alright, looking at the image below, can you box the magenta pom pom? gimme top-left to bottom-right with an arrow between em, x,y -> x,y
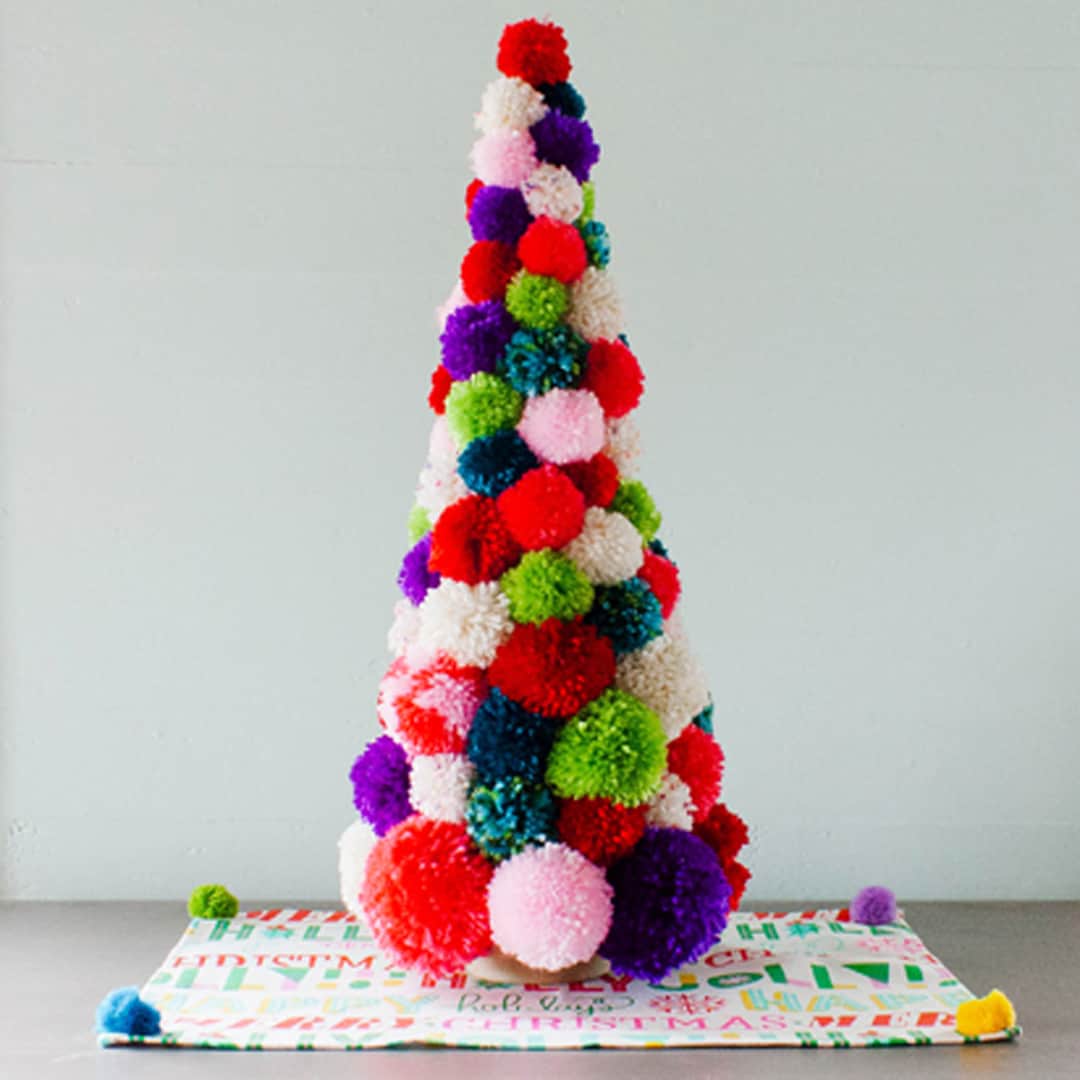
851,885 -> 897,925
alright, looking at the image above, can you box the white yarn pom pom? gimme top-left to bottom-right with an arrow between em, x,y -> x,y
561,506 -> 644,585
645,773 -> 695,830
408,754 -> 474,823
416,460 -> 468,522
387,598 -> 422,659
604,416 -> 642,477
475,76 -> 547,134
522,163 -> 583,223
567,267 -> 625,342
616,632 -> 710,738
338,819 -> 378,918
418,580 -> 513,668
427,415 -> 457,470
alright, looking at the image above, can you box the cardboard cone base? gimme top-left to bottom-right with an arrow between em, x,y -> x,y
466,948 -> 611,984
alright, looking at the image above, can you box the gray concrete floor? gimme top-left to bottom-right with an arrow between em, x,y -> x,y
3,900 -> 1076,1078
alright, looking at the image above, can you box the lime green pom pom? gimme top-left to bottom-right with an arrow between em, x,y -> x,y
501,550 -> 594,624
445,373 -> 524,446
188,884 -> 239,919
505,271 -> 570,330
545,689 -> 667,807
610,480 -> 662,542
579,181 -> 596,224
407,504 -> 431,543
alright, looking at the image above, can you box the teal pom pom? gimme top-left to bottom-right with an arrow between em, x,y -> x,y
692,700 -> 715,735
467,688 -> 556,785
466,776 -> 557,861
457,429 -> 539,497
188,883 -> 239,919
648,537 -> 671,560
580,220 -> 611,268
587,578 -> 663,655
499,326 -> 587,395
540,81 -> 587,119
96,987 -> 162,1036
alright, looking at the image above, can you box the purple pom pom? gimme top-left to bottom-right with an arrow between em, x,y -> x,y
600,828 -> 731,980
850,886 -> 897,926
397,534 -> 440,606
349,735 -> 412,836
440,300 -> 517,380
529,112 -> 600,183
468,185 -> 533,245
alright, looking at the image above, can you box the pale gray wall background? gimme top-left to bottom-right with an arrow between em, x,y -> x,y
3,1 -> 1078,901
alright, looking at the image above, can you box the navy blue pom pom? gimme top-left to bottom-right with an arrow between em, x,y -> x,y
648,537 -> 671,560
540,80 -> 587,119
457,429 -> 539,497
467,688 -> 556,785
587,578 -> 664,655
95,987 -> 162,1037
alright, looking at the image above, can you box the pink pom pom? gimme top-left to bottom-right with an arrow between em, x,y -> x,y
517,388 -> 605,465
471,130 -> 538,187
488,842 -> 613,971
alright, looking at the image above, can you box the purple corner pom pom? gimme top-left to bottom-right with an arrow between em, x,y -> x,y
349,735 -> 412,836
468,185 -> 533,245
440,300 -> 517,380
850,886 -> 897,926
397,534 -> 440,606
529,112 -> 601,183
600,828 -> 731,980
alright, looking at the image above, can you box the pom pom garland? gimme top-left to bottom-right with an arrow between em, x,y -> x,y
457,429 -> 539,498
468,185 -> 533,245
408,753 -> 474,823
475,76 -> 547,134
440,300 -> 517,380
471,129 -> 538,187
851,885 -> 898,926
398,533 -> 440,606
637,549 -> 681,619
417,580 -> 513,668
489,617 -> 615,718
466,687 -> 556,785
362,818 -> 493,976
429,494 -> 522,584
188,884 -> 239,920
517,387 -> 606,465
586,578 -> 664,655
610,479 -> 662,542
530,111 -> 600,183
496,465 -> 586,550
444,372 -> 524,447
561,506 -> 644,585
488,843 -> 613,971
522,163 -> 583,223
616,631 -> 710,738
466,776 -> 557,861
517,216 -> 588,283
557,796 -> 647,867
600,828 -> 732,980
95,988 -> 162,1037
567,266 -> 624,342
497,19 -> 571,86
500,548 -> 594,624
350,735 -> 413,836
505,270 -> 570,330
540,80 -> 586,119
667,723 -> 724,823
582,339 -> 644,418
499,325 -> 587,396
461,240 -> 521,303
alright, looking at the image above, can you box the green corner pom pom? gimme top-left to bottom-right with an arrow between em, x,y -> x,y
445,372 -> 524,446
501,549 -> 594,624
610,480 -> 662,542
579,180 -> 596,224
505,271 -> 569,330
188,883 -> 239,920
407,503 -> 431,544
545,688 -> 667,807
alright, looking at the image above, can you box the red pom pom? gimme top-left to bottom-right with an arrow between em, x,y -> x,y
496,465 -> 585,550
428,365 -> 453,414
582,340 -> 644,418
667,725 -> 724,823
496,19 -> 571,86
460,240 -> 521,303
637,550 -> 680,620
557,797 -> 646,866
693,803 -> 749,868
362,818 -> 493,976
561,452 -> 619,508
429,495 -> 522,583
725,859 -> 751,910
392,655 -> 486,756
489,617 -> 615,717
517,216 -> 588,284
465,178 -> 483,216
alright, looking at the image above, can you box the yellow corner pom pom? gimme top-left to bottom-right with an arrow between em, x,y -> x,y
955,989 -> 1016,1037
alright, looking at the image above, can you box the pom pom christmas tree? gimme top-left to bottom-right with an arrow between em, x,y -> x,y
340,18 -> 750,982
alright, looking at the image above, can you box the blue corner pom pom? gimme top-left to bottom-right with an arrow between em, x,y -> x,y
96,986 -> 162,1036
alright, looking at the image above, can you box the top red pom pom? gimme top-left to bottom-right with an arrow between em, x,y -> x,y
497,19 -> 571,86
496,465 -> 586,550
582,339 -> 645,418
460,240 -> 521,303
429,494 -> 522,583
517,217 -> 588,284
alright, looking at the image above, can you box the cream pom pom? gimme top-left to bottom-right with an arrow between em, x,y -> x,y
418,580 -> 513,667
561,506 -> 644,585
616,632 -> 710,738
387,598 -> 423,660
567,267 -> 625,342
416,460 -> 468,522
645,773 -> 695,830
604,416 -> 642,477
338,819 -> 378,918
436,280 -> 468,331
522,163 -> 584,223
408,754 -> 474,823
475,76 -> 547,134
427,415 -> 458,471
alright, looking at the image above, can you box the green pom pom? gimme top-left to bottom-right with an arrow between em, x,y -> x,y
445,372 -> 524,446
500,550 -> 594,624
407,503 -> 431,543
579,181 -> 596,224
610,480 -> 662,542
545,689 -> 666,807
188,883 -> 239,919
505,271 -> 569,330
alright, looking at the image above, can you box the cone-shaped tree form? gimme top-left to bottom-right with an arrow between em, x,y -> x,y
342,18 -> 750,981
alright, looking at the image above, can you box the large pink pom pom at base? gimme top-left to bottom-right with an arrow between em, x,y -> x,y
487,842 -> 613,972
